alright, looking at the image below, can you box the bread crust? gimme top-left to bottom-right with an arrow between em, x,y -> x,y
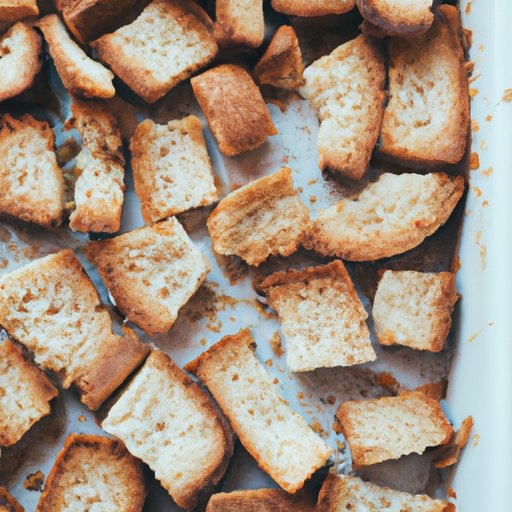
214,0 -> 264,48
271,0 -> 355,17
0,486 -> 23,512
0,0 -> 38,24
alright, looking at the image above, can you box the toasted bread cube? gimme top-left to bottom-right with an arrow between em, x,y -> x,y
36,434 -> 145,512
186,329 -> 331,493
379,5 -> 469,167
130,116 -> 217,223
0,249 -> 150,410
207,168 -> 309,266
191,64 -> 277,156
303,172 -> 465,261
91,0 -> 218,103
260,260 -> 375,372
0,486 -> 23,512
0,0 -> 38,24
214,0 -> 264,48
271,0 -> 355,16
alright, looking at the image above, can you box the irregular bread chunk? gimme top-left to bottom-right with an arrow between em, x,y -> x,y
0,114 -> 64,227
214,0 -> 264,48
379,5 -> 469,166
91,0 -> 218,103
260,260 -> 375,371
0,486 -> 23,512
87,217 -> 210,335
271,0 -> 355,17
336,391 -> 453,466
36,434 -> 146,512
0,249 -> 150,410
207,168 -> 309,266
0,0 -> 38,24
130,116 -> 217,223
191,64 -> 277,156
300,35 -> 386,180
103,350 -> 234,511
373,270 -> 458,352
186,329 -> 331,493
303,172 -> 465,261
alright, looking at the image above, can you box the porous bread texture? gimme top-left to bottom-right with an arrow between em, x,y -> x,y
379,5 -> 469,167
0,486 -> 23,512
373,270 -> 458,352
260,260 -> 376,372
87,217 -> 210,335
36,15 -> 115,99
300,35 -> 386,180
0,340 -> 58,447
254,25 -> 304,89
302,172 -> 465,261
214,0 -> 264,48
0,249 -> 150,410
102,350 -> 234,511
318,473 -> 455,512
130,116 -> 217,223
0,0 -> 38,24
36,434 -> 146,512
336,391 -> 454,467
186,329 -> 331,493
191,64 -> 277,156
91,0 -> 218,103
207,167 -> 309,266
271,0 -> 355,16
0,114 -> 64,227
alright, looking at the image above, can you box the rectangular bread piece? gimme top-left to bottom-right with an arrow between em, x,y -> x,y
0,486 -> 24,512
271,0 -> 355,16
214,0 -> 264,48
0,0 -> 38,24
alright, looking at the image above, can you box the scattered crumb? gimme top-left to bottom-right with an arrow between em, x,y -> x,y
479,140 -> 488,150
272,378 -> 279,385
471,433 -> 480,447
307,178 -> 318,185
200,337 -> 207,346
336,440 -> 346,451
297,391 -> 305,400
309,419 -> 325,436
472,186 -> 482,198
470,152 -> 480,170
24,470 -> 44,491
467,329 -> 482,343
265,358 -> 273,367
309,195 -> 317,204
482,200 -> 489,207
325,394 -> 336,405
469,88 -> 479,97
269,331 -> 284,357
78,414 -> 86,423
503,88 -> 512,102
471,119 -> 479,132
465,0 -> 472,14
485,114 -> 493,122
482,166 -> 493,176
447,486 -> 457,500
282,155 -> 289,164
296,187 -> 304,193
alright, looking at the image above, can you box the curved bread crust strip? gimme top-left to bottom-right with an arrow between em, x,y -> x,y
271,0 -> 355,16
0,0 -> 38,24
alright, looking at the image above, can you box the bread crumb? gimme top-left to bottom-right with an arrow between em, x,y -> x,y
200,337 -> 207,347
376,372 -> 400,394
485,114 -> 493,121
471,433 -> 480,446
471,120 -> 479,132
469,88 -> 478,97
470,152 -> 480,170
78,414 -> 86,422
24,470 -> 44,491
265,359 -> 273,367
270,331 -> 284,357
472,186 -> 482,198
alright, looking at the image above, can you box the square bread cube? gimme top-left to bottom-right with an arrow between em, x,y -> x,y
0,486 -> 23,512
214,0 -> 264,48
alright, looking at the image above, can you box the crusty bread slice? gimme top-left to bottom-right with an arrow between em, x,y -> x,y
0,486 -> 23,512
271,0 -> 355,16
207,167 -> 309,266
254,26 -> 304,90
0,0 -> 38,24
260,260 -> 376,371
36,434 -> 146,512
373,270 -> 458,352
318,473 -> 454,512
36,15 -> 115,99
303,172 -> 465,261
214,0 -> 264,48
0,114 -> 64,227
379,5 -> 469,167
0,340 -> 58,448
103,350 -> 234,510
336,391 -> 453,467
130,116 -> 217,223
300,35 -> 385,180
191,64 -> 277,156
91,0 -> 218,103
87,217 -> 210,335
186,329 -> 331,493
0,249 -> 150,410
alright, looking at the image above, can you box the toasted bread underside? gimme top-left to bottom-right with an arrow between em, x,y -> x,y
303,172 -> 465,261
0,486 -> 24,512
214,0 -> 264,48
271,0 -> 355,16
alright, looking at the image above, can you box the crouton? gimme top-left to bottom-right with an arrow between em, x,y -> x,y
130,116 -> 217,223
0,0 -> 38,24
379,5 -> 469,167
303,172 -> 465,261
186,329 -> 331,493
260,260 -> 375,371
191,64 -> 277,156
91,0 -> 218,103
0,249 -> 150,410
0,486 -> 23,512
336,391 -> 453,467
207,167 -> 309,266
271,0 -> 355,17
103,350 -> 234,510
214,0 -> 264,48
300,35 -> 386,180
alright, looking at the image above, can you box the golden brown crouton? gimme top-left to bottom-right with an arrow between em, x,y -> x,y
214,0 -> 264,48
272,0 -> 355,17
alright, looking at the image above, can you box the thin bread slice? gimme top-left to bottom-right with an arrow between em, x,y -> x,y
87,217 -> 210,335
0,0 -> 38,24
260,260 -> 376,372
303,172 -> 465,261
336,391 -> 454,467
0,340 -> 58,448
91,0 -> 218,103
130,116 -> 217,223
0,114 -> 64,227
186,329 -> 331,493
0,486 -> 23,512
0,22 -> 42,103
379,5 -> 469,167
191,64 -> 277,156
36,15 -> 115,99
300,35 -> 386,180
36,434 -> 146,512
271,0 -> 355,17
373,270 -> 458,352
207,167 -> 309,266
214,0 -> 264,48
0,249 -> 150,410
318,473 -> 454,512
254,25 -> 304,89
102,350 -> 234,511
